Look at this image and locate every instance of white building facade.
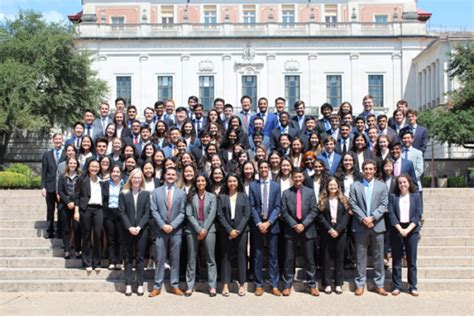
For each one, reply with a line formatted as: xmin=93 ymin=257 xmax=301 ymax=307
xmin=71 ymin=0 xmax=436 ymax=116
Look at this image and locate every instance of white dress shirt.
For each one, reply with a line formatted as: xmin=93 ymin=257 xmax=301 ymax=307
xmin=229 ymin=194 xmax=237 ymax=220
xmin=89 ymin=179 xmax=102 ymax=205
xmin=399 ymin=194 xmax=410 ymax=223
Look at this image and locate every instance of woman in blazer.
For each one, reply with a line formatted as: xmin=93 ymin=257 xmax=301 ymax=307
xmin=57 ymin=157 xmax=81 ymax=259
xmin=351 ymin=133 xmax=379 ymax=175
xmin=388 ymin=174 xmax=423 ymax=297
xmin=74 ymin=159 xmax=106 ymax=271
xmin=119 ymin=168 xmax=151 ymax=296
xmin=318 ymin=177 xmax=350 ymax=295
xmin=184 ymin=174 xmax=218 ymax=297
xmin=217 ymin=173 xmax=251 ymax=297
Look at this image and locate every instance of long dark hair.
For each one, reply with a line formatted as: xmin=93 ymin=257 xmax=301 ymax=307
xmin=187 ymin=173 xmax=210 ymax=203
xmin=222 ymin=173 xmax=244 ymax=194
xmin=393 ymin=173 xmax=417 ymax=195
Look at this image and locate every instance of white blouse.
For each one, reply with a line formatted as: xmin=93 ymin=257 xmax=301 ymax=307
xmin=89 ymin=179 xmax=102 ymax=205
xmin=357 ymin=152 xmax=364 ymax=172
xmin=399 ymin=194 xmax=410 ymax=223
xmin=229 ymin=194 xmax=237 ymax=220
xmin=343 ymin=175 xmax=354 ymax=198
xmin=313 ymin=179 xmax=321 ymax=203
xmin=329 ymin=197 xmax=338 ymax=224
xmin=280 ymin=178 xmax=292 ymax=194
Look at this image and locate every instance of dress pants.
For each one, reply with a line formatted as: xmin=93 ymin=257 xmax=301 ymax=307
xmin=354 ymin=230 xmax=385 ymax=289
xmin=391 ymin=225 xmax=419 ymax=291
xmin=220 ymin=231 xmax=248 ymax=284
xmin=154 ymin=232 xmax=182 ymax=289
xmin=321 ymin=232 xmax=347 ymax=286
xmin=344 ymin=217 xmax=356 ymax=266
xmin=123 ymin=227 xmax=149 ymax=286
xmin=80 ymin=205 xmax=103 ymax=268
xmin=185 ymin=231 xmax=217 ymax=289
xmin=45 ymin=191 xmax=61 ymax=236
xmin=60 ymin=205 xmax=82 ymax=252
xmin=103 ymin=208 xmax=123 ymax=265
xmin=282 ymin=234 xmax=317 ymax=289
xmin=253 ymin=230 xmax=279 ymax=288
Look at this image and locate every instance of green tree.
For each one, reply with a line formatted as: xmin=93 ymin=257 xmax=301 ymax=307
xmin=418 ymin=43 xmax=474 ymax=145
xmin=0 ymin=10 xmax=108 ymax=163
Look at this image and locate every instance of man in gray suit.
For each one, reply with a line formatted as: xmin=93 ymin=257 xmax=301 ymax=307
xmin=149 ymin=167 xmax=186 ymax=297
xmin=349 ymin=160 xmax=389 ymax=296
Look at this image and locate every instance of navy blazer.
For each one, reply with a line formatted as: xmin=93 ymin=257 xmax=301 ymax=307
xmin=249 ymin=179 xmax=281 ymax=233
xmin=249 ymin=112 xmax=279 ymax=137
xmin=318 ymin=198 xmax=350 ymax=235
xmin=396 ymin=158 xmax=419 ymax=190
xmin=281 ymin=186 xmax=318 ymax=238
xmin=400 ymin=125 xmax=429 ymax=154
xmin=269 ymin=125 xmax=299 ymax=151
xmin=119 ymin=190 xmax=151 ymax=230
xmin=41 ymin=149 xmax=66 ymax=193
xmin=317 ymin=151 xmax=342 ymax=176
xmin=217 ymin=192 xmax=251 ymax=234
xmin=388 ymin=192 xmax=423 ymax=233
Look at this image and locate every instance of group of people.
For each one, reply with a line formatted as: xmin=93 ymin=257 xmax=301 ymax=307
xmin=41 ymin=94 xmax=427 ymax=298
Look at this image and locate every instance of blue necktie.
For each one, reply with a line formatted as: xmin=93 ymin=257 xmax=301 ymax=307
xmin=365 ymin=182 xmax=372 ymax=216
xmin=55 ymin=150 xmax=60 ymax=164
xmin=404 ymin=149 xmax=409 ymax=160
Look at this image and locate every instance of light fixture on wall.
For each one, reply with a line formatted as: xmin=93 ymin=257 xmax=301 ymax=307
xmin=310 ymin=8 xmax=315 ymax=21
xmin=142 ymin=9 xmax=147 ymax=22
xmin=351 ymin=8 xmax=357 ymax=20
xmin=268 ymin=8 xmax=274 ymax=21
xmin=184 ymin=0 xmax=190 ymax=22
xmin=393 ymin=8 xmax=399 ymax=21
xmin=224 ymin=8 xmax=230 ymax=22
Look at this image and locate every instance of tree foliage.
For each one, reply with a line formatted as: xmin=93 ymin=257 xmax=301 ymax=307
xmin=0 ymin=10 xmax=108 ymax=161
xmin=419 ymin=43 xmax=474 ymax=145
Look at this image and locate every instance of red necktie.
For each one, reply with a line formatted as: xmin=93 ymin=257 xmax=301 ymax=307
xmin=296 ymin=188 xmax=302 ymax=220
xmin=134 ymin=136 xmax=139 ymax=145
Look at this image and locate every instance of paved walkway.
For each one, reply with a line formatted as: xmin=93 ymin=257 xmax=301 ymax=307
xmin=1 ymin=291 xmax=473 ymax=315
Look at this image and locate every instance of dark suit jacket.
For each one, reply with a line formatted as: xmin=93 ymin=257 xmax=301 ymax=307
xmin=335 ymin=136 xmax=354 ymax=154
xmin=398 ymin=158 xmax=418 ymax=190
xmin=249 ymin=112 xmax=279 ymax=137
xmin=318 ymin=199 xmax=349 ymax=235
xmin=41 ymin=149 xmax=66 ymax=192
xmin=64 ymin=136 xmax=82 ymax=150
xmin=317 ymin=151 xmax=342 ymax=176
xmin=57 ymin=174 xmax=79 ymax=208
xmin=217 ymin=193 xmax=251 ymax=234
xmin=388 ymin=192 xmax=423 ymax=233
xmin=249 ymin=179 xmax=281 ymax=233
xmin=185 ymin=192 xmax=217 ymax=234
xmin=119 ymin=190 xmax=151 ymax=230
xmin=400 ymin=125 xmax=429 ymax=154
xmin=75 ymin=176 xmax=108 ymax=210
xmin=351 ymin=149 xmax=380 ymax=172
xmin=281 ymin=186 xmax=318 ymax=238
xmin=270 ymin=125 xmax=299 ymax=151
xmin=290 ymin=115 xmax=306 ymax=133
xmin=316 ymin=118 xmax=331 ymax=135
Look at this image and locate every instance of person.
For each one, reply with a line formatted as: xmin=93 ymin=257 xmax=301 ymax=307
xmin=335 ymin=123 xmax=353 ymax=154
xmin=358 ymin=95 xmax=379 ymax=119
xmin=184 ymin=175 xmax=218 ymax=297
xmin=388 ymin=174 xmax=423 ymax=297
xmin=399 ymin=109 xmax=429 ymax=154
xmin=237 ymin=95 xmax=255 ymax=133
xmin=281 ymin=168 xmax=319 ymax=296
xmin=276 ymin=158 xmax=293 ymax=193
xmin=78 ymin=135 xmax=95 ymax=170
xmin=307 ymin=132 xmax=323 ymax=155
xmin=119 ymin=168 xmax=151 ymax=296
xmin=349 ymin=160 xmax=389 ymax=296
xmin=103 ymin=164 xmax=124 ymax=270
xmin=318 ymin=177 xmax=350 ymax=295
xmin=83 ymin=109 xmax=103 ymax=141
xmin=57 ymin=156 xmax=81 ymax=259
xmin=149 ymin=167 xmax=186 ymax=297
xmin=217 ymin=173 xmax=251 ymax=297
xmin=64 ymin=122 xmax=84 ymax=150
xmin=390 ymin=108 xmax=407 ymax=134
xmin=317 ymin=136 xmax=342 ymax=176
xmin=270 ymin=111 xmax=298 ymax=151
xmin=389 ymin=142 xmax=418 ymax=190
xmin=375 ymin=135 xmax=392 ymax=161
xmin=289 ymin=138 xmax=304 ymax=168
xmin=316 ymin=103 xmax=333 ymax=135
xmin=290 ymin=100 xmax=307 ymax=133
xmin=249 ymin=160 xmax=282 ymax=296
xmin=377 ymin=114 xmax=399 ymax=143
xmin=99 ymin=156 xmax=112 ymax=181
xmin=401 ymin=130 xmax=424 ymax=194
xmin=304 ymin=158 xmax=329 ymax=203
xmin=75 ymin=159 xmax=106 ymax=271
xmin=93 ymin=101 xmax=112 ymax=135
xmin=241 ymin=161 xmax=256 ymax=195
xmin=41 ymin=132 xmax=66 ymax=239
xmin=351 ymin=133 xmax=378 ymax=174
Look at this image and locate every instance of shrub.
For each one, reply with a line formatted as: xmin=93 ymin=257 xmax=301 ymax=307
xmin=447 ymin=176 xmax=467 ymax=188
xmin=0 ymin=172 xmax=30 ymax=189
xmin=30 ymin=176 xmax=41 ymax=189
xmin=422 ymin=177 xmax=432 ymax=188
xmin=6 ymin=163 xmax=32 ymax=176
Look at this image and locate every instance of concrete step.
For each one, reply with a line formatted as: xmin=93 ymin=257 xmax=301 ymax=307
xmin=0 ymin=257 xmax=86 ymax=268
xmin=0 ymin=205 xmax=44 ymax=213
xmin=420 ymin=236 xmax=474 ymax=247
xmin=0 ymin=220 xmax=47 ymax=229
xmin=422 ymin=204 xmax=473 ymax=212
xmin=422 ymin=219 xmax=474 ymax=228
xmin=417 ymin=256 xmax=473 ymax=267
xmin=0 ymin=247 xmax=63 ymax=257
xmin=422 ymin=211 xmax=474 ymax=220
xmin=0 ymin=190 xmax=42 ymax=197
xmin=0 ymin=229 xmax=46 ymax=238
xmin=0 ymin=238 xmax=63 ymax=248
xmin=423 ymin=189 xmax=474 ymax=197
xmin=421 ymin=228 xmax=473 ymax=237
xmin=418 ymin=246 xmax=474 ymax=256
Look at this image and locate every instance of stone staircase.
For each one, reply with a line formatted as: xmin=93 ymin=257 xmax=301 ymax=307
xmin=0 ymin=189 xmax=473 ymax=292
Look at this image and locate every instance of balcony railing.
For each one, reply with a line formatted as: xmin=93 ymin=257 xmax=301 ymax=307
xmin=76 ymin=21 xmax=428 ymax=38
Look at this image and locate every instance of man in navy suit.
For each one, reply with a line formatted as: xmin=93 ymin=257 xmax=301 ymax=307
xmin=249 ymin=97 xmax=279 ymax=137
xmin=83 ymin=109 xmax=103 ymax=141
xmin=335 ymin=123 xmax=353 ymax=154
xmin=290 ymin=100 xmax=307 ymax=133
xmin=270 ymin=111 xmax=298 ymax=151
xmin=317 ymin=136 xmax=342 ymax=176
xmin=153 ymin=101 xmax=174 ymax=128
xmin=400 ymin=109 xmax=429 ymax=154
xmin=134 ymin=125 xmax=152 ymax=157
xmin=390 ymin=142 xmax=418 ymax=190
xmin=41 ymin=133 xmax=66 ymax=239
xmin=64 ymin=122 xmax=84 ymax=150
xmin=249 ymin=160 xmax=282 ymax=296
xmin=316 ymin=103 xmax=333 ymax=135
xmin=192 ymin=103 xmax=206 ymax=136
xmin=358 ymin=95 xmax=380 ymax=119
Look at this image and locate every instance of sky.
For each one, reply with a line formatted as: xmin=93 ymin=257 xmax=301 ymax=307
xmin=0 ymin=0 xmax=472 ymax=29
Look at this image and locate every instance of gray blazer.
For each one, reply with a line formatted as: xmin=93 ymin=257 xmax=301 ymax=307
xmin=151 ymin=185 xmax=186 ymax=235
xmin=184 ymin=192 xmax=217 ymax=234
xmin=349 ymin=179 xmax=388 ymax=233
xmin=281 ymin=186 xmax=318 ymax=239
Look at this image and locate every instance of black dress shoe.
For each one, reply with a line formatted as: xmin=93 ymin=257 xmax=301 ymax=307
xmin=45 ymin=233 xmax=54 ymax=239
xmin=184 ymin=291 xmax=193 ymax=297
xmin=209 ymin=292 xmax=216 ymax=297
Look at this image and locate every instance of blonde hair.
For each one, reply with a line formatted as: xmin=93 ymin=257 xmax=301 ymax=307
xmin=122 ymin=168 xmax=145 ymax=193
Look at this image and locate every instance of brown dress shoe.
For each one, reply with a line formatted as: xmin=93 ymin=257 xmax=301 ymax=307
xmin=271 ymin=288 xmax=282 ymax=296
xmin=148 ymin=288 xmax=161 ymax=297
xmin=354 ymin=287 xmax=364 ymax=296
xmin=375 ymin=288 xmax=388 ymax=296
xmin=171 ymin=287 xmax=184 ymax=296
xmin=255 ymin=287 xmax=264 ymax=296
xmin=309 ymin=287 xmax=320 ymax=296
xmin=282 ymin=288 xmax=291 ymax=296
xmin=410 ymin=290 xmax=419 ymax=297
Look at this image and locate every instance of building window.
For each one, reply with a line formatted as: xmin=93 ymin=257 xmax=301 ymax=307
xmin=324 ymin=4 xmax=337 ymax=27
xmin=204 ymin=6 xmax=217 ymax=25
xmin=368 ymin=75 xmax=384 ymax=107
xmin=282 ymin=5 xmax=295 ymax=25
xmin=116 ymin=76 xmax=131 ymax=106
xmin=242 ymin=76 xmax=257 ymax=110
xmin=285 ymin=75 xmax=300 ymax=109
xmin=243 ymin=5 xmax=256 ymax=24
xmin=161 ymin=6 xmax=174 ymax=24
xmin=157 ymin=76 xmax=173 ymax=101
xmin=199 ymin=76 xmax=214 ymax=110
xmin=111 ymin=16 xmax=125 ymax=29
xmin=326 ymin=75 xmax=342 ymax=107
xmin=374 ymin=15 xmax=388 ymax=24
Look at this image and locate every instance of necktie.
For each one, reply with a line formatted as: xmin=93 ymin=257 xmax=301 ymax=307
xmin=102 ymin=119 xmax=107 ymax=132
xmin=86 ymin=126 xmax=91 ymax=136
xmin=54 ymin=150 xmax=60 ymax=164
xmin=404 ymin=149 xmax=409 ymax=160
xmin=196 ymin=120 xmax=201 ymax=131
xmin=134 ymin=135 xmax=139 ymax=145
xmin=296 ymin=188 xmax=302 ymax=220
xmin=75 ymin=138 xmax=80 ymax=149
xmin=327 ymin=153 xmax=333 ymax=170
xmin=365 ymin=182 xmax=372 ymax=216
xmin=244 ymin=113 xmax=249 ymax=126
xmin=262 ymin=181 xmax=269 ymax=220
xmin=167 ymin=188 xmax=172 ymax=222
xmin=342 ymin=140 xmax=347 ymax=153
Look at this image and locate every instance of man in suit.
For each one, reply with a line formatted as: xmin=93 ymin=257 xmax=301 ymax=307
xmin=164 ymin=99 xmax=176 ymax=125
xmin=401 ymin=131 xmax=424 ymax=194
xmin=270 ymin=111 xmax=298 ymax=151
xmin=191 ymin=131 xmax=211 ymax=163
xmin=134 ymin=125 xmax=152 ymax=157
xmin=281 ymin=168 xmax=319 ymax=296
xmin=126 ymin=105 xmax=139 ymax=128
xmin=249 ymin=97 xmax=279 ymax=137
xmin=316 ymin=103 xmax=333 ymax=135
xmin=64 ymin=122 xmax=84 ymax=150
xmin=149 ymin=167 xmax=186 ymax=297
xmin=142 ymin=107 xmax=157 ymax=134
xmin=400 ymin=109 xmax=429 ymax=154
xmin=153 ymin=101 xmax=174 ymax=127
xmin=93 ymin=101 xmax=112 ymax=135
xmin=248 ymin=118 xmax=271 ymax=151
xmin=300 ymin=116 xmax=319 ymax=150
xmin=377 ymin=114 xmax=399 ymax=144
xmin=317 ymin=136 xmax=342 ymax=176
xmin=390 ymin=142 xmax=418 ymax=189
xmin=124 ymin=120 xmax=141 ymax=146
xmin=358 ymin=95 xmax=380 ymax=119
xmin=83 ymin=109 xmax=103 ymax=141
xmin=187 ymin=95 xmax=199 ymax=120
xmin=192 ymin=103 xmax=206 ymax=136
xmin=237 ymin=95 xmax=255 ymax=134
xmin=325 ymin=114 xmax=340 ymax=140
xmin=274 ymin=97 xmax=287 ymax=119
xmin=388 ymin=99 xmax=408 ymax=128
xmin=221 ymin=103 xmax=234 ymax=132
xmin=249 ymin=160 xmax=282 ymax=296
xmin=349 ymin=159 xmax=389 ymax=296
xmin=290 ymin=100 xmax=307 ymax=133
xmin=175 ymin=107 xmax=188 ymax=130
xmin=335 ymin=123 xmax=353 ymax=154
xmin=41 ymin=132 xmax=66 ymax=239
